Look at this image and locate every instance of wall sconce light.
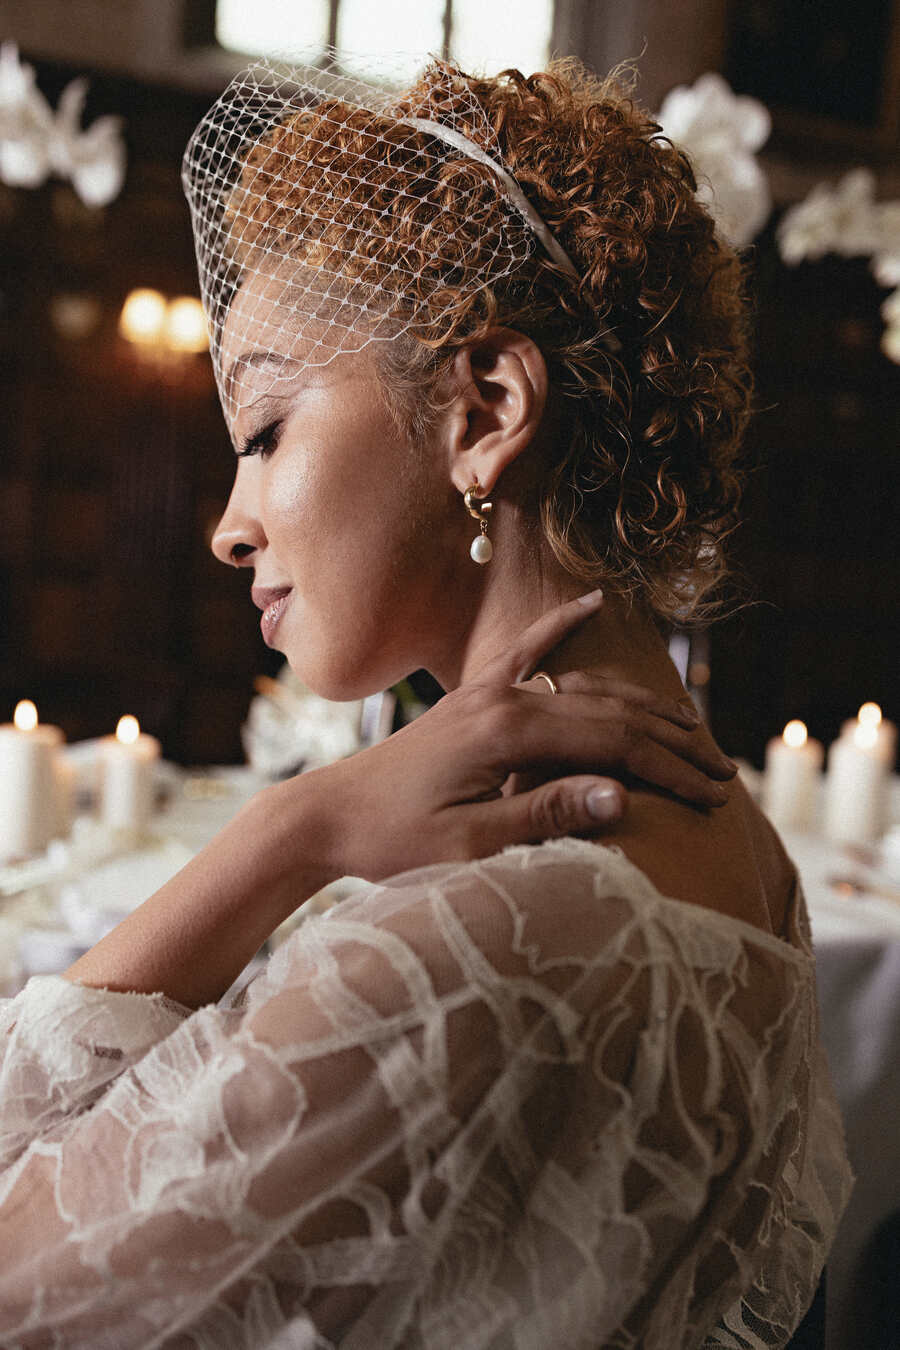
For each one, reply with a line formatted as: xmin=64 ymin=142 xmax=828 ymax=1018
xmin=164 ymin=296 xmax=208 ymax=353
xmin=119 ymin=288 xmax=167 ymax=345
xmin=119 ymin=289 xmax=208 ymax=353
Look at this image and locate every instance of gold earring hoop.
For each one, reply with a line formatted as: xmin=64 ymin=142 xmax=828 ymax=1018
xmin=464 ymin=477 xmax=493 ymax=564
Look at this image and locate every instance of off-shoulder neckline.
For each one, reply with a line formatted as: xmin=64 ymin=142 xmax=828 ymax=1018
xmin=356 ymin=836 xmax=812 ymax=968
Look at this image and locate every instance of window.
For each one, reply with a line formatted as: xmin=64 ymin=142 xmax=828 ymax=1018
xmin=214 ymin=0 xmax=554 ymax=78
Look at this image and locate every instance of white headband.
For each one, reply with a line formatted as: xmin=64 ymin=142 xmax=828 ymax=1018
xmin=406 ymin=117 xmax=578 ymax=277
xmin=405 ymin=116 xmax=622 ymax=354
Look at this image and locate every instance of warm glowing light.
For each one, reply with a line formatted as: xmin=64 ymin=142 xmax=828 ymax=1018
xmin=858 ymin=702 xmax=882 ymax=729
xmin=216 ymin=0 xmax=329 ymax=56
xmin=337 ymin=0 xmax=444 ymax=79
xmin=13 ymin=700 xmax=38 ymax=732
xmin=165 ymin=297 xmax=209 ymax=353
xmin=119 ymin=289 xmax=166 ymax=345
xmin=451 ymin=0 xmax=553 ymax=77
xmin=783 ymin=720 xmax=808 ymax=749
xmin=116 ymin=715 xmax=141 ymax=745
xmin=853 ymin=721 xmax=879 ymax=751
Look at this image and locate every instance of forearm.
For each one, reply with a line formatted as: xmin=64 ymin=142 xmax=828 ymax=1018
xmin=64 ymin=772 xmax=336 ymax=1007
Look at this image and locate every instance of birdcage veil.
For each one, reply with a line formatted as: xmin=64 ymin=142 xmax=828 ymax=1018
xmin=181 ymin=48 xmax=608 ymax=436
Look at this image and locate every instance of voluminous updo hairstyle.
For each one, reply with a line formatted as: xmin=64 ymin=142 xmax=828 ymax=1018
xmin=226 ymin=58 xmax=753 ymax=625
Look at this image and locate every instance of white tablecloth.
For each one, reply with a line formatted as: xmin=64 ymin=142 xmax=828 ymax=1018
xmin=780 ymin=828 xmax=900 ymax=1350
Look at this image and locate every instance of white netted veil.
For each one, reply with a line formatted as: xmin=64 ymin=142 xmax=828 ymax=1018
xmin=181 ymin=50 xmax=614 ymax=437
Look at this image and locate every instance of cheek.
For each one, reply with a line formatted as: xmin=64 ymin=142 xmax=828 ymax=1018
xmin=262 ymin=437 xmax=414 ymax=602
xmin=265 ymin=462 xmax=315 ymax=546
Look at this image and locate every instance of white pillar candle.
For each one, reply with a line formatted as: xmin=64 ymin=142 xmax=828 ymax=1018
xmin=0 ymin=701 xmax=65 ymax=861
xmin=823 ymin=720 xmax=888 ymax=846
xmin=763 ymin=720 xmax=823 ymax=832
xmin=100 ymin=716 xmax=160 ymax=834
xmin=54 ymin=754 xmax=76 ymax=840
xmin=840 ymin=703 xmax=897 ymax=770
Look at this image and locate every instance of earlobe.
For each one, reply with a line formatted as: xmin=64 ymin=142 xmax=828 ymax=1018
xmin=446 ymin=329 xmax=548 ymax=494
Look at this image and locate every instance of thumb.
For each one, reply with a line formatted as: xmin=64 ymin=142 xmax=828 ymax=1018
xmin=463 ymin=775 xmax=627 ymax=853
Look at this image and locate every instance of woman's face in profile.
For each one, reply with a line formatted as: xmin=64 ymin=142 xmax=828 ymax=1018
xmin=211 ymin=269 xmax=464 ymax=700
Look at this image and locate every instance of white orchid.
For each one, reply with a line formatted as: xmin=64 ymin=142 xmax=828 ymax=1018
xmin=777 ymin=170 xmax=888 ymax=263
xmin=872 ymin=250 xmax=900 ymax=288
xmin=881 ymin=288 xmax=900 ymax=363
xmin=47 ymin=74 xmax=126 ymax=207
xmin=656 ymin=73 xmax=772 ymax=249
xmin=777 ymin=169 xmax=900 ymax=363
xmin=0 ymin=41 xmax=53 ymax=188
xmin=0 ymin=42 xmax=125 ymax=205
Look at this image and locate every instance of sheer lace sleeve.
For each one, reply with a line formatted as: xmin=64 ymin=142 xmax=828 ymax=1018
xmin=0 ymin=976 xmax=189 ymax=1170
xmin=0 ymin=839 xmax=852 ymax=1349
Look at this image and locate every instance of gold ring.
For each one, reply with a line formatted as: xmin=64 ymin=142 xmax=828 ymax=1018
xmin=531 ymin=670 xmax=559 ymax=695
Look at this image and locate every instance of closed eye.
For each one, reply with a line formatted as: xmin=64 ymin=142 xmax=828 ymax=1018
xmin=236 ymin=418 xmax=283 ymax=459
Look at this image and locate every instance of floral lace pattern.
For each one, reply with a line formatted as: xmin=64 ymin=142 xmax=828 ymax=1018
xmin=0 ymin=839 xmax=852 ymax=1349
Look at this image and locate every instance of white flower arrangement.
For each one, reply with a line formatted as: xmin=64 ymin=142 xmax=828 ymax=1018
xmin=241 ymin=665 xmax=365 ymax=779
xmin=0 ymin=41 xmax=125 ymax=206
xmin=777 ymin=169 xmax=900 ymax=364
xmin=656 ymin=72 xmax=772 ymax=249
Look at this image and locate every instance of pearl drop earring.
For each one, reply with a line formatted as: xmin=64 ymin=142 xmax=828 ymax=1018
xmin=464 ymin=479 xmax=493 ymax=563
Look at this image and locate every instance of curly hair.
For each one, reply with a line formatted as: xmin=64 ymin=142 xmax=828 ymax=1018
xmin=226 ymin=59 xmax=753 ymax=625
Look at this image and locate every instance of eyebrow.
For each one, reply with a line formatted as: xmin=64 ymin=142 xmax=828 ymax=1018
xmin=224 ymin=350 xmax=302 ymax=400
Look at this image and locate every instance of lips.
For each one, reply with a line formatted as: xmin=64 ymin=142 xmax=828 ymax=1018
xmin=252 ymin=586 xmax=293 ymax=647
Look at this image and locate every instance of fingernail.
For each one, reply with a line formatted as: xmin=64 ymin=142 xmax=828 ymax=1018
xmin=712 ymin=783 xmax=729 ymax=803
xmin=578 ymin=587 xmax=604 ymax=606
xmin=681 ymin=703 xmax=701 ymax=724
xmin=586 ymin=784 xmax=621 ymax=821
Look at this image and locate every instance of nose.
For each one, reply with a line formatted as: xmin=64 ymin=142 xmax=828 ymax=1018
xmin=210 ymin=471 xmax=267 ymax=568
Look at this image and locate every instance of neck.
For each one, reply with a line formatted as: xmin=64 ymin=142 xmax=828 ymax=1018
xmin=427 ymin=528 xmax=686 ymax=699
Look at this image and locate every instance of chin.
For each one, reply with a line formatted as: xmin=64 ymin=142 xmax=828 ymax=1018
xmin=284 ymin=646 xmax=407 ymax=705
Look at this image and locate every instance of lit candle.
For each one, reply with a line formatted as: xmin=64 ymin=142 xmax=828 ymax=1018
xmin=824 ymin=719 xmax=888 ymax=846
xmin=54 ymin=753 xmax=75 ymax=840
xmin=0 ymin=701 xmax=65 ymax=861
xmin=840 ymin=703 xmax=897 ymax=770
xmin=100 ymin=716 xmax=160 ymax=834
xmin=763 ymin=720 xmax=824 ymax=832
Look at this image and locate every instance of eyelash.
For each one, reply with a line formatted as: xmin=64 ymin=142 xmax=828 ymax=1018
xmin=237 ymin=419 xmax=283 ymax=460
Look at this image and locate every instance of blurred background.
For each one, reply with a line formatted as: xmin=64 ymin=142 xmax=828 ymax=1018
xmin=1 ymin=0 xmax=898 ymax=765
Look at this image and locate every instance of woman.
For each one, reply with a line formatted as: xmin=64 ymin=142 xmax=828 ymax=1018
xmin=0 ymin=54 xmax=850 ymax=1348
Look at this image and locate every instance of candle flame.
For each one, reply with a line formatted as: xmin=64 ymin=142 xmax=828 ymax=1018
xmin=116 ymin=715 xmax=140 ymax=745
xmin=858 ymin=702 xmax=882 ymax=729
xmin=853 ymin=721 xmax=879 ymax=751
xmin=783 ymin=720 xmax=808 ymax=749
xmin=13 ymin=700 xmax=38 ymax=731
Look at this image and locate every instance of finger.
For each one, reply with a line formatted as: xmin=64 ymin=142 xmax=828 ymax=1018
xmin=488 ymin=706 xmax=732 ymax=807
xmin=519 ymin=670 xmax=700 ymax=730
xmin=510 ymin=691 xmax=737 ymax=780
xmin=616 ymin=734 xmax=731 ymax=806
xmin=474 ymin=589 xmax=605 ymax=687
xmin=455 ymin=775 xmax=628 ymax=854
xmin=616 ymin=708 xmax=737 ymax=779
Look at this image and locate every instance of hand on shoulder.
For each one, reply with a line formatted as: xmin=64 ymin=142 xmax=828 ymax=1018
xmin=303 ymin=592 xmax=737 ymax=884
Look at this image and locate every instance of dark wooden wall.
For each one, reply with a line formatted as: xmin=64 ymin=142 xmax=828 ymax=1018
xmin=0 ymin=62 xmax=282 ymax=764
xmin=709 ymin=240 xmax=900 ymax=764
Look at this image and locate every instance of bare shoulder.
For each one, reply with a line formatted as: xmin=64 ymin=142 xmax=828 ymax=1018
xmin=589 ymin=777 xmax=796 ymax=938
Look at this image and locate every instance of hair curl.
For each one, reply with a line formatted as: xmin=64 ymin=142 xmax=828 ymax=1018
xmin=228 ymin=59 xmax=754 ymax=625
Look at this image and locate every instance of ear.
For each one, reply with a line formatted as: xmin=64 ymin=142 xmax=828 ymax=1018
xmin=443 ymin=329 xmax=548 ymax=495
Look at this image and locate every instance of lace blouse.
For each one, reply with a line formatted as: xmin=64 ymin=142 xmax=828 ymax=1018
xmin=0 ymin=838 xmax=852 ymax=1349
